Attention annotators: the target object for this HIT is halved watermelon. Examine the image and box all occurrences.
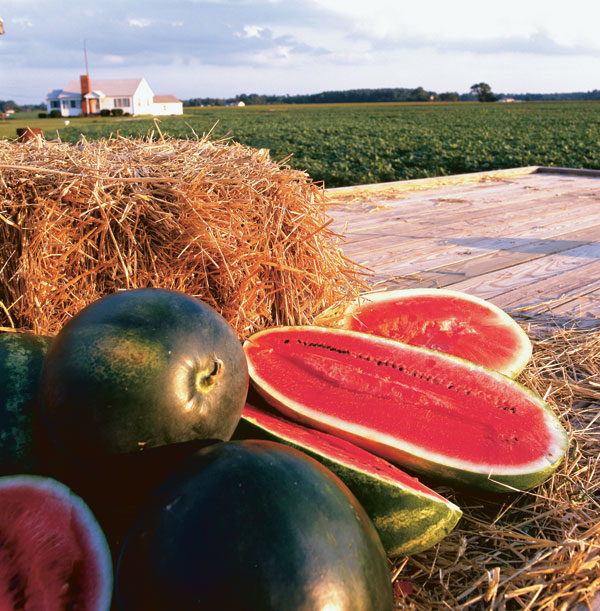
[235,403,462,557]
[338,288,532,378]
[0,475,113,611]
[244,326,568,492]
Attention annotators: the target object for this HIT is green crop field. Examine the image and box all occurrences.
[2,101,600,188]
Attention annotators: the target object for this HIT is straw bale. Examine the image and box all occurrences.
[391,315,600,610]
[0,135,364,338]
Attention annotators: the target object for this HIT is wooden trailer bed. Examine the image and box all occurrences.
[327,166,600,327]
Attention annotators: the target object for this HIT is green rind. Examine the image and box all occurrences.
[234,409,462,557]
[0,333,52,472]
[244,326,569,493]
[341,288,533,378]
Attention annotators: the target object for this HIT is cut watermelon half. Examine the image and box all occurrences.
[235,403,462,557]
[338,288,532,378]
[244,326,568,492]
[0,475,113,611]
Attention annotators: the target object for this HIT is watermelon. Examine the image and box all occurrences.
[0,332,52,473]
[338,288,532,378]
[0,475,113,611]
[115,440,394,610]
[244,326,568,492]
[38,288,248,459]
[234,403,462,556]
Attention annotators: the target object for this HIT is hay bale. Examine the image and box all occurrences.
[0,135,364,338]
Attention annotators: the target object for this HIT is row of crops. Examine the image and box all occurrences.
[55,101,600,187]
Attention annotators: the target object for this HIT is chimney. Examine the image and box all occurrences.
[80,74,91,115]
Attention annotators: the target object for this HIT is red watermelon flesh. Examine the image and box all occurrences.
[340,288,532,378]
[240,403,440,498]
[244,326,568,492]
[0,476,112,611]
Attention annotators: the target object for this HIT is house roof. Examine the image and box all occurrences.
[153,95,181,104]
[53,78,146,98]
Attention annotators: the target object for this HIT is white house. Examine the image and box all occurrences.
[46,76,183,117]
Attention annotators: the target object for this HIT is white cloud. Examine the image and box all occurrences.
[237,25,265,39]
[11,16,34,27]
[100,54,125,65]
[128,18,151,28]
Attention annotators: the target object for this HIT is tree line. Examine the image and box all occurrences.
[3,85,600,113]
[183,85,600,107]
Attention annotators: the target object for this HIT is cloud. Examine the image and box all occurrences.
[0,0,337,72]
[128,18,152,28]
[237,25,265,39]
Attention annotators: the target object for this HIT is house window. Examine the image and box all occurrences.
[114,98,131,108]
[70,100,79,108]
[50,100,59,109]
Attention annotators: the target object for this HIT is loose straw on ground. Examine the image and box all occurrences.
[391,315,600,610]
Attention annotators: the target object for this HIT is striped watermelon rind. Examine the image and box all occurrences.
[244,326,569,493]
[235,403,462,557]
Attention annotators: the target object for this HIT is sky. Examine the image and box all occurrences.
[1,0,600,105]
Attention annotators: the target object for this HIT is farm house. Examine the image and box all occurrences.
[45,75,183,117]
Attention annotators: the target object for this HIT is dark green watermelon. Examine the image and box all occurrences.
[115,440,394,611]
[38,288,248,460]
[0,332,52,473]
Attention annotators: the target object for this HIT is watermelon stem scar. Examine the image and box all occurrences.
[195,359,225,394]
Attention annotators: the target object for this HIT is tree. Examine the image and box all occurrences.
[470,82,498,102]
[439,92,460,102]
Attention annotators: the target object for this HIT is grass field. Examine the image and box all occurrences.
[3,101,600,187]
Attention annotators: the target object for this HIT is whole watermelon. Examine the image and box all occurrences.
[0,332,52,473]
[115,440,394,611]
[38,288,248,460]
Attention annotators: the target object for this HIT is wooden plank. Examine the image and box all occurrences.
[335,187,600,252]
[490,259,600,314]
[389,224,600,288]
[547,289,600,322]
[327,166,542,198]
[357,208,600,277]
[441,243,600,302]
[328,164,600,202]
[332,186,578,237]
[340,202,600,262]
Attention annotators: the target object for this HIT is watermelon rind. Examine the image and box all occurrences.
[0,474,113,611]
[0,332,52,472]
[244,326,569,493]
[338,288,533,379]
[235,404,462,557]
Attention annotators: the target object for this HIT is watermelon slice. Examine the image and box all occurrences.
[235,403,462,557]
[244,326,568,492]
[338,288,532,378]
